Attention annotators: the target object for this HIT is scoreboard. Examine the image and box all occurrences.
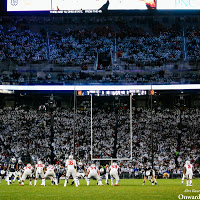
[7,0,155,11]
[7,0,200,12]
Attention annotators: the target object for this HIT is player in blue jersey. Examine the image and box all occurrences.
[13,159,24,184]
[7,158,18,185]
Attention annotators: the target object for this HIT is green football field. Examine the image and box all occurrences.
[0,179,200,200]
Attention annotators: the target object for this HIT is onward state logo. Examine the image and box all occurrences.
[178,194,200,199]
[11,0,18,6]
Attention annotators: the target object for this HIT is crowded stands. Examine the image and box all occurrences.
[0,16,199,85]
[0,104,199,178]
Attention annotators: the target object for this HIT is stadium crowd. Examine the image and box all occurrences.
[0,18,199,85]
[0,23,182,65]
[0,15,200,181]
[0,105,199,178]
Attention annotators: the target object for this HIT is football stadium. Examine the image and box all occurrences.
[0,0,200,199]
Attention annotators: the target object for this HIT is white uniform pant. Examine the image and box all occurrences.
[44,171,56,178]
[22,171,32,181]
[13,171,22,181]
[15,171,22,177]
[105,173,109,182]
[64,169,77,186]
[66,169,77,179]
[7,171,16,185]
[44,170,57,185]
[88,172,100,180]
[35,171,44,179]
[185,172,193,179]
[76,172,85,178]
[87,172,102,185]
[110,171,120,184]
[182,173,185,180]
[8,171,16,179]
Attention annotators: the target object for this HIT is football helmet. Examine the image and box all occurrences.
[38,161,42,164]
[100,168,104,173]
[69,155,73,159]
[91,164,95,167]
[18,160,22,164]
[186,160,190,165]
[1,170,5,175]
[12,158,16,163]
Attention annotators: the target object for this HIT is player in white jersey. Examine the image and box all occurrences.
[87,164,104,186]
[71,162,87,186]
[20,164,33,186]
[109,162,120,186]
[34,161,46,186]
[64,155,78,187]
[44,165,58,186]
[184,161,193,186]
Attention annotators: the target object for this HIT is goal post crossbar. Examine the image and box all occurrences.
[91,158,132,161]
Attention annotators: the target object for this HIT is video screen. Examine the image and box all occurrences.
[157,0,200,9]
[52,0,156,10]
[7,0,200,11]
[7,0,157,11]
[7,0,51,11]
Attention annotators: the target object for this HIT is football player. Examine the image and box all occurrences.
[44,164,58,186]
[184,160,193,186]
[142,167,157,185]
[99,166,106,181]
[7,158,18,185]
[0,163,6,184]
[181,167,186,185]
[20,163,33,186]
[57,164,65,184]
[105,164,110,185]
[34,161,45,186]
[13,159,24,184]
[76,162,87,186]
[87,163,104,186]
[64,155,78,187]
[71,162,87,186]
[109,162,120,186]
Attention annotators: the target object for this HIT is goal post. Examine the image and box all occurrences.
[90,94,133,162]
[91,94,93,161]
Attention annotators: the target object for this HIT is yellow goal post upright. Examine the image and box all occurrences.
[90,93,133,163]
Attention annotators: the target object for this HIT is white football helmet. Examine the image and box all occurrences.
[27,163,31,167]
[78,162,83,166]
[18,160,22,164]
[113,162,117,166]
[38,161,42,164]
[186,160,190,165]
[100,168,104,173]
[69,155,73,159]
[91,164,95,167]
[12,158,16,163]
[1,170,5,175]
